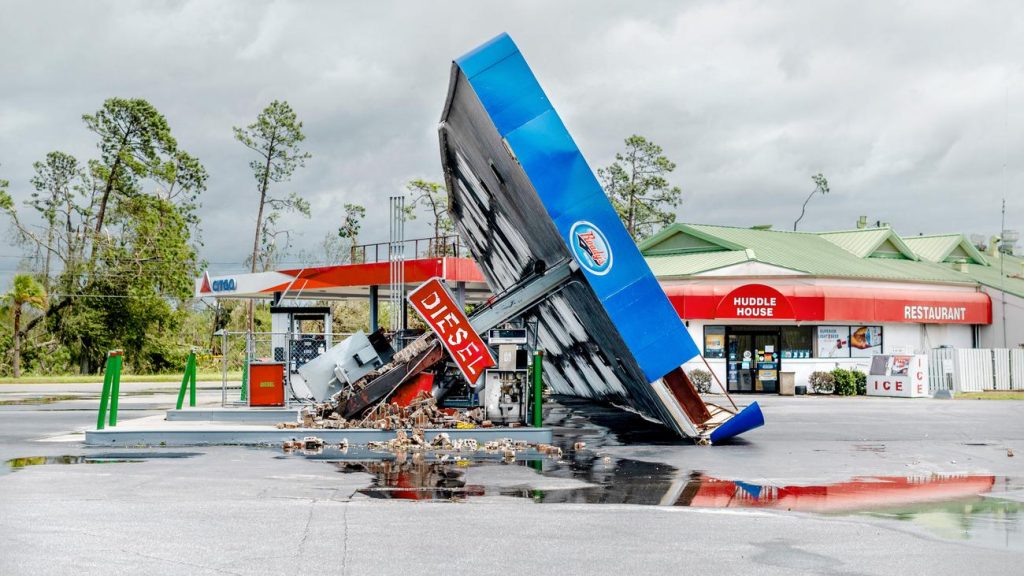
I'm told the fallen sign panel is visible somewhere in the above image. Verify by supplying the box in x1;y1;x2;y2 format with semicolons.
407;277;494;385
438;33;762;442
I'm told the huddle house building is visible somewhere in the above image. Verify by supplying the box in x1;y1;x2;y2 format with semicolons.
639;223;1024;393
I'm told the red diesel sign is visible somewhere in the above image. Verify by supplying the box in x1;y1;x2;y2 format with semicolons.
408;278;494;385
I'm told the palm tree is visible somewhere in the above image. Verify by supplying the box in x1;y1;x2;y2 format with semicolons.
4;274;47;378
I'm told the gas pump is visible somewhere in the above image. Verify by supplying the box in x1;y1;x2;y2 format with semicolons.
481;328;531;424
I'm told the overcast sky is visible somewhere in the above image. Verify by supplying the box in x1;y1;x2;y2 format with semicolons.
1;0;1022;286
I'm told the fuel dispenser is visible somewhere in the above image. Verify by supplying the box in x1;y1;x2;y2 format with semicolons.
481;328;531;424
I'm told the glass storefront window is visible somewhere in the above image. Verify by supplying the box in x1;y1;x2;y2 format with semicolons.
816;326;851;358
704;326;725;358
781;326;813;359
704;325;884;361
850;326;883;357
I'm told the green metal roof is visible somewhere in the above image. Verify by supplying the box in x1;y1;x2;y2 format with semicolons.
947;253;1024;299
642;223;976;284
818;228;891;257
646;250;751;277
902;234;989;265
817;228;918;260
639;223;745;255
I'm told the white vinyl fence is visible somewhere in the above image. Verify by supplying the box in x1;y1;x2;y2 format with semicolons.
929;348;1024;393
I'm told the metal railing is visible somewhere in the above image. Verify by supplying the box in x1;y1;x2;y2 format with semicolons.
350;235;466;264
929;347;1024;392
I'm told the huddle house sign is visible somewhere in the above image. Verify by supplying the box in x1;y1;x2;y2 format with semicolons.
715;284;795;319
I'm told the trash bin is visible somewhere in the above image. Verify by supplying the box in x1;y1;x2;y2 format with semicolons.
779;372;796;396
795;385;807;395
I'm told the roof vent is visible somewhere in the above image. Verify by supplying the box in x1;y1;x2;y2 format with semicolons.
856;216;867;229
970;234;987;251
988;235;1001;257
955;259;969;273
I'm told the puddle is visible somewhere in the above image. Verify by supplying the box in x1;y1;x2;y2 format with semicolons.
0;395;81;406
4;452;201;474
283;445;1023;552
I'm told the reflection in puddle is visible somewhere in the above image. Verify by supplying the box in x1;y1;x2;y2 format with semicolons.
345;460;485;501
287;447;1022;552
5;455;143;470
4;452;201;473
281;399;1022;551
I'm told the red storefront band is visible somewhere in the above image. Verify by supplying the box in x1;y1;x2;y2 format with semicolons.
664;283;992;325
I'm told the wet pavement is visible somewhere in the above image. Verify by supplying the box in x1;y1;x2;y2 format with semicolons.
1;386;1023;574
277;420;1023;552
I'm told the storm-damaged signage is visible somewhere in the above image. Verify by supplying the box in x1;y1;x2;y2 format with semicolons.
408;278;494;385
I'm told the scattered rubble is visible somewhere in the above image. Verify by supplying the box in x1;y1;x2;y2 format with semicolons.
279;391;488;431
281;431;565;463
276;385;561;461
303;436;324;450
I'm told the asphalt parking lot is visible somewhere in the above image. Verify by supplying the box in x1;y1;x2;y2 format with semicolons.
1;384;1022;575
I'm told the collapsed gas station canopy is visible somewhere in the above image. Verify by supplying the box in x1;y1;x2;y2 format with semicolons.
195;257;489;302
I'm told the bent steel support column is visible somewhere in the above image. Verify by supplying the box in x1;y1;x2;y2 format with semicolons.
369;285;379;332
468;260;575;333
532;350;544;428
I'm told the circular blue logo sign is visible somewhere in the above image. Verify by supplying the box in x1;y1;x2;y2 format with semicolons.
569;221;613;276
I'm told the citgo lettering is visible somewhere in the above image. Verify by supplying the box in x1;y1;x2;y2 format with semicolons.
211;278;236;292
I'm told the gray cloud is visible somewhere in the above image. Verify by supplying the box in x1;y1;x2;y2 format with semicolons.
1;0;1022;285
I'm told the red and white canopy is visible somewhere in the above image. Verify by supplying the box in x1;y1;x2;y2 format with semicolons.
195;257;489;301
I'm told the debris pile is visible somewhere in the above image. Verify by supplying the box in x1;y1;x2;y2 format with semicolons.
277;391;501;431
331;333;437;406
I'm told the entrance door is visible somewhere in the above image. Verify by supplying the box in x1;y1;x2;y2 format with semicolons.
727;328;781;393
727;333;754;392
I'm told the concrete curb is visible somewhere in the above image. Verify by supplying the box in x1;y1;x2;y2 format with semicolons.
84;427;554;447
165;408;301;424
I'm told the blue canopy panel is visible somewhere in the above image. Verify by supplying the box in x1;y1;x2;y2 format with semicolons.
439;33;703;434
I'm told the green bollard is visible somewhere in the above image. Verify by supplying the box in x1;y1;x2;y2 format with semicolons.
96;361;113;430
532;350;544;428
107;352;123;427
176;351;197;410
240;357;248;402
175;360;188;410
188;352;197;407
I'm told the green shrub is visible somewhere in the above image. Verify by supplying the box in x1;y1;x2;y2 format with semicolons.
808;371;835;394
853;369;867;395
688;368;713;394
831;368;865;396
